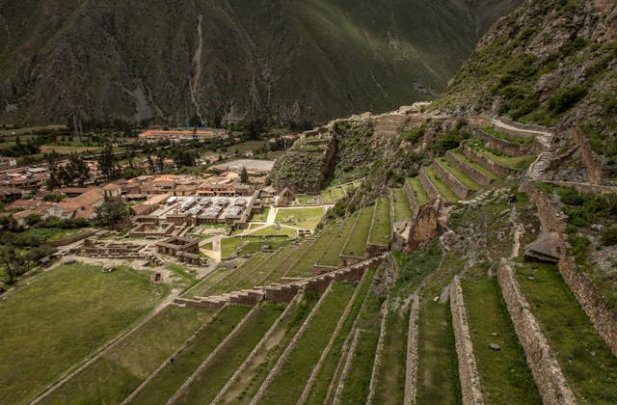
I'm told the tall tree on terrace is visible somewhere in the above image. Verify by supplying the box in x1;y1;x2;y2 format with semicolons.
99;143;116;180
45;150;62;190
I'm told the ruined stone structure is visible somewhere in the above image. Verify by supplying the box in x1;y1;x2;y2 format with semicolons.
462;142;517;177
404;294;420;405
471;127;540;157
156;237;205;266
497;262;576;405
76;239;145;258
405;199;441;251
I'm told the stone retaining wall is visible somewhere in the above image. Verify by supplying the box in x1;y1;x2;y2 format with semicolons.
497;262;576;404
43;230;97;248
572;128;605;184
404;294;420;405
403;178;419;213
446;151;493;186
419;169;441;200
497;117;556;134
462;142;517;177
432;161;471;199
449;276;484;405
523;182;617;356
472;127;537;157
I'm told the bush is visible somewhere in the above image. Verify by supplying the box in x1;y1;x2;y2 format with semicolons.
548;85;588;114
602;226;617;246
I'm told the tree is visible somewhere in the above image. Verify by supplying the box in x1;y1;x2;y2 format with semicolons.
95;200;132;227
0;245;26;284
240;166;249;183
99;143;117;180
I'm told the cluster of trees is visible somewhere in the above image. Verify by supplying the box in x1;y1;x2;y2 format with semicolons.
0;244;52;285
0;137;40;157
47;151;90;189
95;200;132;228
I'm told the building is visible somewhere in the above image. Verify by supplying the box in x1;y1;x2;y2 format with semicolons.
156;236;204;265
138;129;225;142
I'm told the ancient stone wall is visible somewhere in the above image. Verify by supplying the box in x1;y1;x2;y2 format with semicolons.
419;169;441;200
462;143;516;177
406;199;440;252
403;178;419;213
572;128;605;184
43;230;96;248
449;276;485;405
432;161;471;199
446;152;493;186
472;127;538;157
404;294;420;405
497;263;576;404
523;182;617;355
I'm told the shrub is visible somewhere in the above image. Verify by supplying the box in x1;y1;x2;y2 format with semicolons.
601;226;617;246
548;85;588;114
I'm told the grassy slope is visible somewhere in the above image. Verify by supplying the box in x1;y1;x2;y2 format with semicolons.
437;157;481;190
463;278;541;404
175;304;285;404
342;207;373;257
516;263;617;403
369;197;392;246
0;263;168;404
391;188;414;222
317;214;357;266
260;282;356;404
43;306;214;405
286;225;337;276
450;150;499;180
425;167;459;203
128;305;250;405
408;176;429;205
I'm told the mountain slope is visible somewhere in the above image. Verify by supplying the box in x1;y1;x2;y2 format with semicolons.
0;0;520;127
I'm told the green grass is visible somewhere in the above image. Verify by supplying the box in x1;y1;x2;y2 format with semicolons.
128;305;251;405
249;225;297;238
449;150;499;180
43;306;215;404
373;305;408;404
462;278;541;404
0;263;168;404
12;227;90;243
330;187;346;201
424;167;459;203
264;240;316;281
251;207;270;222
341;207;373;258
393;243;443;298
469;139;535;170
516;263;617;403
482;126;535;145
275;207;325;230
437;157;481;190
338;281;384;402
167;263;197;289
175;304;285;404
217;294;319;404
306;268;376;404
391;188;414;223
260;282;356;404
368;197;392;246
286;226;337;277
317;215;358;267
416;300;461;405
295;195;322;205
407;177;429;205
321;190;335;204
221;235;289;258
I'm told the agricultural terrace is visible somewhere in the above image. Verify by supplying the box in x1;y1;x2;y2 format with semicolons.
221;235;290;258
0;263;168;404
342;207;373;258
316;215;358;267
43;306;215;404
391;188;413;223
369;197;391;246
407;177;429;206
275;207;325;230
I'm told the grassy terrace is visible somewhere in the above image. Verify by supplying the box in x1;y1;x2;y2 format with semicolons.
128;305;250;405
286;226;337;277
437;157;481;190
373;305;409;404
469;139;535;171
264;239;316;281
260;282;357;404
339;279;385;402
515;263;617;402
306;268;376;404
449;150;498;180
249;226;297;238
424;167;459;203
0;263;168;404
369;197;392;246
221;235;289;258
317;215;358;267
391;188;413;223
416;300;461;404
175;304;285;404
462;279;541;404
482;126;534;145
295;194;323;205
321;190;335;204
407;176;429;205
341;207;373;258
218;294;319;404
43;307;214;404
191;254;269;297
275;207;325;230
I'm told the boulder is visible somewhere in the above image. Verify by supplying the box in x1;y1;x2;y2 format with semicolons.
524;232;561;264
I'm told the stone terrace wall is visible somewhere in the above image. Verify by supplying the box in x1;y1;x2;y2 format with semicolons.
43;230;96;248
446;151;493;186
497;262;576;404
523;182;617;355
432;161;471;199
403;178;420;213
404;294;420;405
419;169;441;200
462;142;517;177
449;276;485;405
472;127;538;157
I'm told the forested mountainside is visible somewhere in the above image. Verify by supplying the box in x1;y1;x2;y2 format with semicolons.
0;0;520;127
437;0;617;183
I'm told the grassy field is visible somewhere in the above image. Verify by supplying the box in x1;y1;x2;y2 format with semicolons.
306;268;376;404
175;304;285;404
437;157;481;190
372;305;408;404
416;300;461;404
249;225;297;238
263;240;316;281
260;282;356;404
43;306;214;404
342;207;373;258
317;215;357;267
516;263;617;402
338;280;385;402
391;188;413;223
285;226;337;277
463;278;541;404
251;207;270;222
449;150;499;180
218;294;319;404
482;126;534;145
469;139;535;170
220;235;289;258
368;197;391;246
128;305;250;404
0;263;168;404
12;227;92;243
407;177;429;206
295;194;323;205
424;167;459;203
275;207;325;230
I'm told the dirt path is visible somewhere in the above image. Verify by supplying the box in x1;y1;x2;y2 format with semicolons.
31;289;181;404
